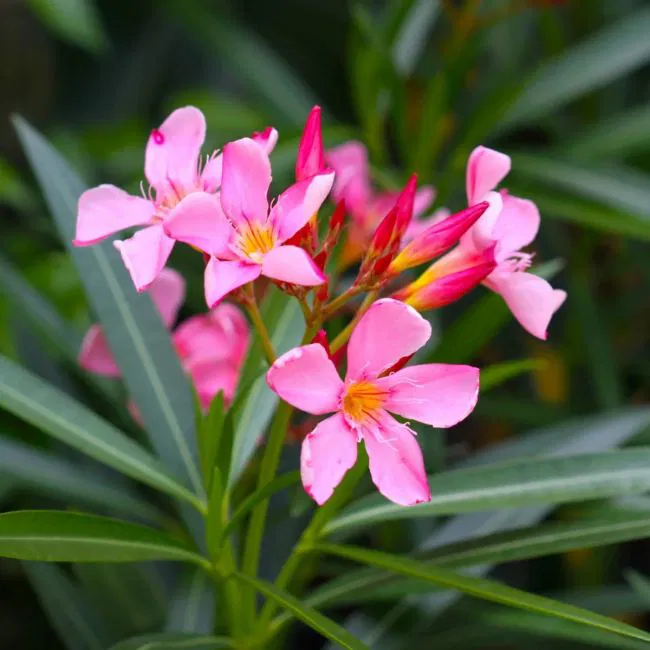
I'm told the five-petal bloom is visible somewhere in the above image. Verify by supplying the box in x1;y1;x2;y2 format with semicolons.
266;299;479;506
396;146;566;339
164;136;334;307
74;106;277;292
79;268;249;409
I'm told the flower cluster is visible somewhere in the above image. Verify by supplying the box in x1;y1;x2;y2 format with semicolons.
75;105;565;507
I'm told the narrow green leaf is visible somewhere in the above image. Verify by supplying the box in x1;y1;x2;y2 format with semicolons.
480;359;545;393
26;0;108;52
233;572;369;650
317;544;650;644
111;633;233;650
198;392;225;490
625;570;650;608
0;511;209;567
391;0;440;76
222;471;301;540
13;116;204;500
326;448;650;535
206;468;223;557
23;561;110;650
74;563;166;639
563;104;650;160
166;1;319;126
0;435;161;522
229;289;304;485
501;7;650;128
167;567;215;635
0;354;203;510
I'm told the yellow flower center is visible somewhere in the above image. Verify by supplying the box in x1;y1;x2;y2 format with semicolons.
238;222;276;263
342;381;388;424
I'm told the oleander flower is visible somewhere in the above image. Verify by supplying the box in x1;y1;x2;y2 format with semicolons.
266;298;479;506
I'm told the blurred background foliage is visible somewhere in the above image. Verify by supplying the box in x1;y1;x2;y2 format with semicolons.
2;0;650;647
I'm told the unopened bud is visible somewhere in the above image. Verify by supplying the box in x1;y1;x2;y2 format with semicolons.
296;106;325;181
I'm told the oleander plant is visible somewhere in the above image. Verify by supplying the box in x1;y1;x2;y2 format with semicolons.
1;0;650;649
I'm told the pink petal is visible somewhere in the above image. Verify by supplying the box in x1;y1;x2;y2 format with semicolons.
200;154;222;192
145;106;206;194
346;298;431;381
261;245;326;286
466;146;511;205
204;257;261;308
220;138;271;226
363;412;430;506
459;191;503;254
326;141;372;216
163;192;233;257
377;364;479;427
269;171;335;243
184;356;240;408
296;106;325;181
485;270;567;340
404;208;451;242
252;127;279;154
210;303;250;365
413;186;436;218
301;413;358;505
266;343;343;415
148;267;186;328
78;325;120;377
113;224;174;292
492;191;540;261
74;185;154;246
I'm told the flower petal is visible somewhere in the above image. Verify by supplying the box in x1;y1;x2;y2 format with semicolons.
266;343;343;415
269;171;335;243
200;154;222;193
78;325;120;377
145;106;206;194
74;185;154;246
460;191;503;253
261;245;326;286
252;127;279;154
363;412;430;506
147;267;186;328
113;224;174;292
164;192;233;257
486;270;567;340
204;257;261;308
347;298;431;381
492;191;540;261
466;145;511;205
296;107;324;181
184;356;240;408
301;413;358;505
377;364;479;427
221;138;271;226
413;186;436;218
326;141;372;217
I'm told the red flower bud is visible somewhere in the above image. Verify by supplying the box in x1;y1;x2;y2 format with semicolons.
311;329;332;358
296;106;325;182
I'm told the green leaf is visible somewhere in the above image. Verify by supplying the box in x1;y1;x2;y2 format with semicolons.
325;448;650;536
198;392;225;490
500;6;650;129
0;354;203;510
26;0;108;52
0;157;37;213
480;359;545;393
229;289;304;485
0;511;209;567
206;468;223;557
23;561;111;650
0;435;161;522
166;1;319;126
167;567;215;635
222;471;301;540
563;104;650;160
111;633;233;650
74;563;166;639
625;570;650;608
13;116;204;500
316;544;650;644
391;0;440;76
512;154;650;224
233;572;369;650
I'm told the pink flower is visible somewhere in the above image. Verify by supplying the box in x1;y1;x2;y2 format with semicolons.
396;146;566;339
164;137;334;307
266;299;479;506
79;268;249;409
326;141;437;265
74;106;277;292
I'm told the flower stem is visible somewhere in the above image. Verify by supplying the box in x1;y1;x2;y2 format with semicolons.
239;400;294;628
319;285;364;320
243;287;277;365
329;290;379;354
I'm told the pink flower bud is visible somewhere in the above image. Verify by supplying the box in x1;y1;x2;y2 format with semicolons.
296;106;325;182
